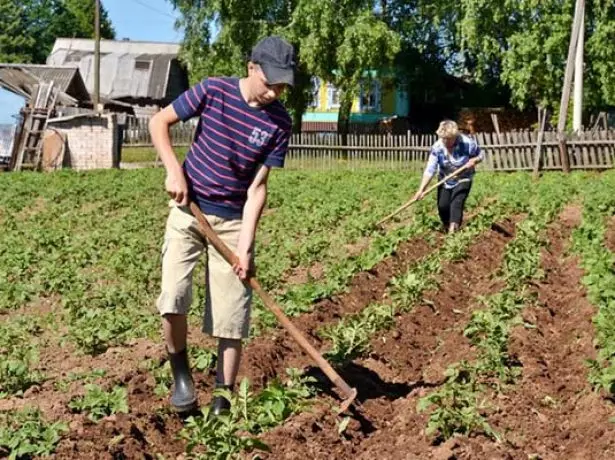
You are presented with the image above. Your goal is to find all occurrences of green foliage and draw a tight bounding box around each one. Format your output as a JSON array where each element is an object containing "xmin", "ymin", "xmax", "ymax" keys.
[
  {"xmin": 0, "ymin": 407, "xmax": 67, "ymax": 460},
  {"xmin": 318, "ymin": 172, "xmax": 536, "ymax": 364},
  {"xmin": 0, "ymin": 0, "xmax": 115, "ymax": 64},
  {"xmin": 320, "ymin": 303, "xmax": 396, "ymax": 363},
  {"xmin": 464, "ymin": 292, "xmax": 526, "ymax": 383},
  {"xmin": 572, "ymin": 171, "xmax": 615, "ymax": 394},
  {"xmin": 420, "ymin": 172, "xmax": 577, "ymax": 441},
  {"xmin": 170, "ymin": 1, "xmax": 400, "ymax": 134},
  {"xmin": 0, "ymin": 0, "xmax": 35, "ymax": 63},
  {"xmin": 503, "ymin": 219, "xmax": 544, "ymax": 290},
  {"xmin": 0, "ymin": 169, "xmax": 434, "ymax": 353},
  {"xmin": 53, "ymin": 369, "xmax": 106, "ymax": 393},
  {"xmin": 457, "ymin": 0, "xmax": 615, "ymax": 111},
  {"xmin": 0, "ymin": 317, "xmax": 44, "ymax": 397},
  {"xmin": 181, "ymin": 370, "xmax": 315, "ymax": 459},
  {"xmin": 417, "ymin": 363, "xmax": 498, "ymax": 441},
  {"xmin": 68, "ymin": 384, "xmax": 129, "ymax": 422},
  {"xmin": 62, "ymin": 0, "xmax": 115, "ymax": 38}
]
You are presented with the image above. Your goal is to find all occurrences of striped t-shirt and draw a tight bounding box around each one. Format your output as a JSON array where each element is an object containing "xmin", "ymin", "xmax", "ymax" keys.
[
  {"xmin": 424, "ymin": 134, "xmax": 483, "ymax": 189},
  {"xmin": 172, "ymin": 77, "xmax": 292, "ymax": 218}
]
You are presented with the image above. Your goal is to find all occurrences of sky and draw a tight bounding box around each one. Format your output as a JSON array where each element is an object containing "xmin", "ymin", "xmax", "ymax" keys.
[{"xmin": 0, "ymin": 0, "xmax": 183, "ymax": 124}]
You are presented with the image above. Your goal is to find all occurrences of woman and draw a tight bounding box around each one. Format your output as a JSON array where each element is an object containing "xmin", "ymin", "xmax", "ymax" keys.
[{"xmin": 412, "ymin": 120, "xmax": 483, "ymax": 233}]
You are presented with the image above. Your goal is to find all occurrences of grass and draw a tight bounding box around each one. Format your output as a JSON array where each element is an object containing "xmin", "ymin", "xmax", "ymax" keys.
[{"xmin": 121, "ymin": 146, "xmax": 188, "ymax": 163}]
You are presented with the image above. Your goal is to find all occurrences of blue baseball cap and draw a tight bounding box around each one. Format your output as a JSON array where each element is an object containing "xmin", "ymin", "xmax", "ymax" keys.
[{"xmin": 250, "ymin": 36, "xmax": 296, "ymax": 87}]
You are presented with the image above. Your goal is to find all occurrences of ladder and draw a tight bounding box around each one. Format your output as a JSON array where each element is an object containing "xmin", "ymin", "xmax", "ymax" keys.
[{"xmin": 13, "ymin": 82, "xmax": 58, "ymax": 171}]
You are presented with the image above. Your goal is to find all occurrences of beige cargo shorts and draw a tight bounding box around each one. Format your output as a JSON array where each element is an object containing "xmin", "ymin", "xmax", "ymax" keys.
[{"xmin": 156, "ymin": 201, "xmax": 252, "ymax": 339}]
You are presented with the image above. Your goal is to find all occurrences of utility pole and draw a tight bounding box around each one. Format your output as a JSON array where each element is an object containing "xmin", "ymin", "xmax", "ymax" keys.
[
  {"xmin": 94, "ymin": 0, "xmax": 101, "ymax": 112},
  {"xmin": 573, "ymin": 9, "xmax": 585, "ymax": 132},
  {"xmin": 557, "ymin": 0, "xmax": 585, "ymax": 172}
]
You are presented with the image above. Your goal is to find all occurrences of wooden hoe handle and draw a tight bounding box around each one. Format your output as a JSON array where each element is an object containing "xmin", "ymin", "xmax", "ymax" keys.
[
  {"xmin": 376, "ymin": 162, "xmax": 474, "ymax": 228},
  {"xmin": 189, "ymin": 202, "xmax": 358, "ymax": 412}
]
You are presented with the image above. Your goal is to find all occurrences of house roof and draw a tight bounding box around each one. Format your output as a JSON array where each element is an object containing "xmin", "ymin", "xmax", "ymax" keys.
[
  {"xmin": 0, "ymin": 64, "xmax": 88, "ymax": 106},
  {"xmin": 47, "ymin": 38, "xmax": 186, "ymax": 101},
  {"xmin": 21, "ymin": 65, "xmax": 90, "ymax": 101},
  {"xmin": 50, "ymin": 38, "xmax": 181, "ymax": 55}
]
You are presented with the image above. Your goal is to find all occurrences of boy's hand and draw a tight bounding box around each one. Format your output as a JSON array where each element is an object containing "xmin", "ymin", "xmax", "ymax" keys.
[
  {"xmin": 166, "ymin": 170, "xmax": 188, "ymax": 205},
  {"xmin": 233, "ymin": 250, "xmax": 253, "ymax": 280}
]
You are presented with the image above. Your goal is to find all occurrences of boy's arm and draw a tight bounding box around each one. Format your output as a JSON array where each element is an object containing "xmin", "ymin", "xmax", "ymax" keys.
[
  {"xmin": 234, "ymin": 165, "xmax": 271, "ymax": 279},
  {"xmin": 149, "ymin": 105, "xmax": 188, "ymax": 205},
  {"xmin": 149, "ymin": 79, "xmax": 208, "ymax": 205},
  {"xmin": 234, "ymin": 122, "xmax": 290, "ymax": 279}
]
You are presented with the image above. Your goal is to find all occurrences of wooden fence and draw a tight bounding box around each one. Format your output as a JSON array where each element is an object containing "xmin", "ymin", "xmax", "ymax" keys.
[
  {"xmin": 120, "ymin": 116, "xmax": 615, "ymax": 171},
  {"xmin": 122, "ymin": 116, "xmax": 196, "ymax": 146},
  {"xmin": 285, "ymin": 130, "xmax": 615, "ymax": 171}
]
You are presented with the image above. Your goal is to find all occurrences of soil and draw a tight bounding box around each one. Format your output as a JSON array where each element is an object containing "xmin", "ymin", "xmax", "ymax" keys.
[
  {"xmin": 258, "ymin": 208, "xmax": 615, "ymax": 459},
  {"xmin": 25, "ymin": 226, "xmax": 439, "ymax": 458},
  {"xmin": 259, "ymin": 216, "xmax": 519, "ymax": 459},
  {"xmin": 11, "ymin": 208, "xmax": 613, "ymax": 459}
]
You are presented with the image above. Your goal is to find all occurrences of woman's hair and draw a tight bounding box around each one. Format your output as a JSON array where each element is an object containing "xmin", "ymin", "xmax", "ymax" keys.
[{"xmin": 436, "ymin": 120, "xmax": 459, "ymax": 139}]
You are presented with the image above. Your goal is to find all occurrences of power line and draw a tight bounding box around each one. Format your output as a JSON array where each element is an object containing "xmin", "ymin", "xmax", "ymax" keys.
[
  {"xmin": 123, "ymin": 0, "xmax": 178, "ymax": 20},
  {"xmin": 123, "ymin": 0, "xmax": 291, "ymax": 27}
]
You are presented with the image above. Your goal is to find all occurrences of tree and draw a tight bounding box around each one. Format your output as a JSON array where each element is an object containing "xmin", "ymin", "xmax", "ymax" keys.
[
  {"xmin": 62, "ymin": 0, "xmax": 116, "ymax": 40},
  {"xmin": 457, "ymin": 0, "xmax": 615, "ymax": 114},
  {"xmin": 0, "ymin": 0, "xmax": 115, "ymax": 65},
  {"xmin": 170, "ymin": 0, "xmax": 313, "ymax": 132},
  {"xmin": 0, "ymin": 0, "xmax": 36, "ymax": 63},
  {"xmin": 286, "ymin": 2, "xmax": 400, "ymax": 137},
  {"xmin": 169, "ymin": 1, "xmax": 400, "ymax": 135}
]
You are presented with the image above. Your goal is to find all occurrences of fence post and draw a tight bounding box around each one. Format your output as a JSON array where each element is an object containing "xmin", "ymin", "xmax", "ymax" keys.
[{"xmin": 533, "ymin": 107, "xmax": 548, "ymax": 179}]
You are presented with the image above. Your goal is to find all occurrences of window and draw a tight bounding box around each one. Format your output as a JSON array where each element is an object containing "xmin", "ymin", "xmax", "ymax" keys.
[
  {"xmin": 359, "ymin": 80, "xmax": 381, "ymax": 112},
  {"xmin": 326, "ymin": 83, "xmax": 341, "ymax": 109},
  {"xmin": 135, "ymin": 60, "xmax": 151, "ymax": 71},
  {"xmin": 65, "ymin": 51, "xmax": 83, "ymax": 63},
  {"xmin": 310, "ymin": 77, "xmax": 321, "ymax": 108}
]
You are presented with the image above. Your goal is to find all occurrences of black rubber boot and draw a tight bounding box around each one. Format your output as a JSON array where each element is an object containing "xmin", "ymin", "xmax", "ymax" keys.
[
  {"xmin": 210, "ymin": 381, "xmax": 233, "ymax": 416},
  {"xmin": 168, "ymin": 348, "xmax": 197, "ymax": 413}
]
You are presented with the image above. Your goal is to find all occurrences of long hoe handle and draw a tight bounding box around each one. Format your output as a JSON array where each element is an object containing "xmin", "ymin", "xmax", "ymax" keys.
[
  {"xmin": 375, "ymin": 162, "xmax": 474, "ymax": 228},
  {"xmin": 189, "ymin": 202, "xmax": 358, "ymax": 413}
]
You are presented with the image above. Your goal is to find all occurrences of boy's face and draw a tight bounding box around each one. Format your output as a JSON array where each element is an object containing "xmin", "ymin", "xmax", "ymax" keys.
[{"xmin": 248, "ymin": 63, "xmax": 287, "ymax": 105}]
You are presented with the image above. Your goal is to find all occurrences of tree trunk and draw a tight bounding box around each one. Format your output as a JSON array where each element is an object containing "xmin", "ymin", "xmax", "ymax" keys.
[
  {"xmin": 287, "ymin": 62, "xmax": 311, "ymax": 134},
  {"xmin": 337, "ymin": 92, "xmax": 353, "ymax": 157}
]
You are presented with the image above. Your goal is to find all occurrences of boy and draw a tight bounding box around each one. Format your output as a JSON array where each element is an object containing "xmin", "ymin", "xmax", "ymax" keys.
[{"xmin": 149, "ymin": 36, "xmax": 295, "ymax": 414}]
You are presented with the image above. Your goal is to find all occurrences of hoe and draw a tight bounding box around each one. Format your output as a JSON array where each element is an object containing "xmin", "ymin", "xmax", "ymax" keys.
[{"xmin": 375, "ymin": 162, "xmax": 473, "ymax": 228}]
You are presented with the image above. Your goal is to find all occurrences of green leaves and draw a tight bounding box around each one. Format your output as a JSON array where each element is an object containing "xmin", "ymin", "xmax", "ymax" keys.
[
  {"xmin": 572, "ymin": 171, "xmax": 615, "ymax": 394},
  {"xmin": 0, "ymin": 0, "xmax": 115, "ymax": 64},
  {"xmin": 455, "ymin": 0, "xmax": 615, "ymax": 111},
  {"xmin": 320, "ymin": 303, "xmax": 396, "ymax": 363},
  {"xmin": 180, "ymin": 370, "xmax": 315, "ymax": 459},
  {"xmin": 0, "ymin": 408, "xmax": 68, "ymax": 460},
  {"xmin": 171, "ymin": 1, "xmax": 400, "ymax": 133},
  {"xmin": 417, "ymin": 363, "xmax": 498, "ymax": 441},
  {"xmin": 420, "ymin": 172, "xmax": 577, "ymax": 441},
  {"xmin": 68, "ymin": 384, "xmax": 129, "ymax": 422},
  {"xmin": 0, "ymin": 317, "xmax": 44, "ymax": 397}
]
